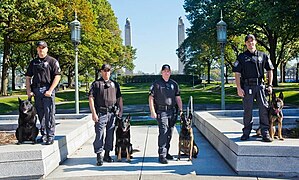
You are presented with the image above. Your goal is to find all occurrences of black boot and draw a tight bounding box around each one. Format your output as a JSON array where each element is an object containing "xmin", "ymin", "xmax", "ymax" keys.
[
  {"xmin": 103, "ymin": 151, "xmax": 114, "ymax": 162},
  {"xmin": 96, "ymin": 153, "xmax": 103, "ymax": 166}
]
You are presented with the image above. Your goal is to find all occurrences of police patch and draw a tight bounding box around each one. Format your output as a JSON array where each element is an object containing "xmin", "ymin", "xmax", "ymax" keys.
[
  {"xmin": 150, "ymin": 85, "xmax": 153, "ymax": 91},
  {"xmin": 55, "ymin": 61, "xmax": 61, "ymax": 72},
  {"xmin": 258, "ymin": 56, "xmax": 263, "ymax": 62},
  {"xmin": 234, "ymin": 61, "xmax": 239, "ymax": 67},
  {"xmin": 171, "ymin": 84, "xmax": 174, "ymax": 90}
]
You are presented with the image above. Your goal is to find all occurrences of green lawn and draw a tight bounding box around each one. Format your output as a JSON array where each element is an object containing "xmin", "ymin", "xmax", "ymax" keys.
[{"xmin": 0, "ymin": 82, "xmax": 298, "ymax": 115}]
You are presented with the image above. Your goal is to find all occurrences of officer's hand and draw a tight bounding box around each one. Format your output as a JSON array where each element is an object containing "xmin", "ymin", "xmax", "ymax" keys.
[
  {"xmin": 237, "ymin": 87, "xmax": 245, "ymax": 98},
  {"xmin": 27, "ymin": 91, "xmax": 34, "ymax": 98},
  {"xmin": 150, "ymin": 112, "xmax": 157, "ymax": 119},
  {"xmin": 92, "ymin": 112, "xmax": 98, "ymax": 122},
  {"xmin": 179, "ymin": 110, "xmax": 183, "ymax": 116},
  {"xmin": 267, "ymin": 86, "xmax": 273, "ymax": 95},
  {"xmin": 44, "ymin": 90, "xmax": 52, "ymax": 97}
]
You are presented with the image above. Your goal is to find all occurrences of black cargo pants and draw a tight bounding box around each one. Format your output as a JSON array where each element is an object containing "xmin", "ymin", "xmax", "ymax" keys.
[
  {"xmin": 93, "ymin": 112, "xmax": 116, "ymax": 154},
  {"xmin": 242, "ymin": 84, "xmax": 270, "ymax": 137},
  {"xmin": 156, "ymin": 109, "xmax": 176, "ymax": 158},
  {"xmin": 33, "ymin": 86, "xmax": 56, "ymax": 139}
]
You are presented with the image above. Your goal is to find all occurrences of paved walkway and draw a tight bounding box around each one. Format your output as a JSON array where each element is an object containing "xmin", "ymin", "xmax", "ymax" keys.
[{"xmin": 44, "ymin": 125, "xmax": 263, "ymax": 180}]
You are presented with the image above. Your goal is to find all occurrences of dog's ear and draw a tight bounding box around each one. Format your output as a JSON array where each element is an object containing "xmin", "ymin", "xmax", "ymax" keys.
[
  {"xmin": 272, "ymin": 92, "xmax": 277, "ymax": 100},
  {"xmin": 188, "ymin": 113, "xmax": 193, "ymax": 120},
  {"xmin": 127, "ymin": 113, "xmax": 131, "ymax": 121},
  {"xmin": 18, "ymin": 97, "xmax": 22, "ymax": 104},
  {"xmin": 279, "ymin": 92, "xmax": 284, "ymax": 100},
  {"xmin": 180, "ymin": 113, "xmax": 185, "ymax": 123},
  {"xmin": 180, "ymin": 113, "xmax": 185, "ymax": 119}
]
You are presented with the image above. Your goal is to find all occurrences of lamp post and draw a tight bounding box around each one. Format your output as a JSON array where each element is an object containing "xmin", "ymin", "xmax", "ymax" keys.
[
  {"xmin": 70, "ymin": 12, "xmax": 81, "ymax": 114},
  {"xmin": 216, "ymin": 10, "xmax": 227, "ymax": 110}
]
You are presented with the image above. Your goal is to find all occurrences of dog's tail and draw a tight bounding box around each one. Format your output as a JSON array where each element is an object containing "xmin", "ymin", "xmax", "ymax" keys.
[{"xmin": 132, "ymin": 149, "xmax": 140, "ymax": 153}]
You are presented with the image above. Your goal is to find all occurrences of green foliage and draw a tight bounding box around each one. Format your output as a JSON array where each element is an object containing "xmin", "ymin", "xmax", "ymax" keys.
[
  {"xmin": 182, "ymin": 0, "xmax": 299, "ymax": 86},
  {"xmin": 0, "ymin": 0, "xmax": 136, "ymax": 94},
  {"xmin": 0, "ymin": 83, "xmax": 299, "ymax": 114}
]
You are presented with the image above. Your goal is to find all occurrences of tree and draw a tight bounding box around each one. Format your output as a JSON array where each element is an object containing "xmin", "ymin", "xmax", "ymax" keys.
[
  {"xmin": 0, "ymin": 0, "xmax": 73, "ymax": 95},
  {"xmin": 183, "ymin": 0, "xmax": 299, "ymax": 86},
  {"xmin": 0, "ymin": 0, "xmax": 135, "ymax": 95}
]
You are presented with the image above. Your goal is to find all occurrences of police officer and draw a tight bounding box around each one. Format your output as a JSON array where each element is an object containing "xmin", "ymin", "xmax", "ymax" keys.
[
  {"xmin": 232, "ymin": 34, "xmax": 274, "ymax": 142},
  {"xmin": 149, "ymin": 64, "xmax": 183, "ymax": 164},
  {"xmin": 25, "ymin": 41, "xmax": 61, "ymax": 145},
  {"xmin": 89, "ymin": 64, "xmax": 123, "ymax": 166}
]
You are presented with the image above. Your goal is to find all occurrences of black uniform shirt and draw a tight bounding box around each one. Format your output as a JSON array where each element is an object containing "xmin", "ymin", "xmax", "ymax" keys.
[
  {"xmin": 89, "ymin": 78, "xmax": 122, "ymax": 109},
  {"xmin": 149, "ymin": 78, "xmax": 180, "ymax": 106},
  {"xmin": 232, "ymin": 50, "xmax": 274, "ymax": 79},
  {"xmin": 25, "ymin": 55, "xmax": 61, "ymax": 86}
]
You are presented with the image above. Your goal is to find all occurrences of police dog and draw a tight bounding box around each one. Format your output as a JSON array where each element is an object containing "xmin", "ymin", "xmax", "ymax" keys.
[
  {"xmin": 115, "ymin": 114, "xmax": 133, "ymax": 162},
  {"xmin": 269, "ymin": 92, "xmax": 284, "ymax": 140},
  {"xmin": 15, "ymin": 97, "xmax": 38, "ymax": 144},
  {"xmin": 178, "ymin": 113, "xmax": 199, "ymax": 161}
]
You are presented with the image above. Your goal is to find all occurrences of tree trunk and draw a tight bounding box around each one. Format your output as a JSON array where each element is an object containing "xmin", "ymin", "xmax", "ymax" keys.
[
  {"xmin": 269, "ymin": 36, "xmax": 278, "ymax": 86},
  {"xmin": 225, "ymin": 64, "xmax": 229, "ymax": 84},
  {"xmin": 207, "ymin": 60, "xmax": 211, "ymax": 84},
  {"xmin": 1, "ymin": 35, "xmax": 10, "ymax": 96},
  {"xmin": 67, "ymin": 66, "xmax": 72, "ymax": 88},
  {"xmin": 296, "ymin": 63, "xmax": 299, "ymax": 82},
  {"xmin": 282, "ymin": 63, "xmax": 286, "ymax": 83},
  {"xmin": 279, "ymin": 63, "xmax": 283, "ymax": 83},
  {"xmin": 95, "ymin": 68, "xmax": 99, "ymax": 80},
  {"xmin": 11, "ymin": 65, "xmax": 16, "ymax": 91}
]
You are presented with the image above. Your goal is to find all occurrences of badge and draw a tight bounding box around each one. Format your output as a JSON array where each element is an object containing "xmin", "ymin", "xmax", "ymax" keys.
[
  {"xmin": 44, "ymin": 62, "xmax": 49, "ymax": 68},
  {"xmin": 258, "ymin": 56, "xmax": 263, "ymax": 62},
  {"xmin": 171, "ymin": 84, "xmax": 174, "ymax": 90},
  {"xmin": 249, "ymin": 89, "xmax": 252, "ymax": 95}
]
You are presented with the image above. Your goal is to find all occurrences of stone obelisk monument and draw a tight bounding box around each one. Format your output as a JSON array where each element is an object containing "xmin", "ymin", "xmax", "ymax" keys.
[
  {"xmin": 125, "ymin": 18, "xmax": 133, "ymax": 75},
  {"xmin": 178, "ymin": 16, "xmax": 185, "ymax": 74}
]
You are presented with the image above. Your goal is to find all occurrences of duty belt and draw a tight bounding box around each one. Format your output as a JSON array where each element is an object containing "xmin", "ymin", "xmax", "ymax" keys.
[
  {"xmin": 156, "ymin": 105, "xmax": 174, "ymax": 111},
  {"xmin": 97, "ymin": 106, "xmax": 116, "ymax": 113},
  {"xmin": 243, "ymin": 78, "xmax": 263, "ymax": 86},
  {"xmin": 31, "ymin": 83, "xmax": 49, "ymax": 88}
]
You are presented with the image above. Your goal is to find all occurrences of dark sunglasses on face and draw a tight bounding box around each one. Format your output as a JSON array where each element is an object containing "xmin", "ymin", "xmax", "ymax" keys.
[{"xmin": 103, "ymin": 69, "xmax": 110, "ymax": 72}]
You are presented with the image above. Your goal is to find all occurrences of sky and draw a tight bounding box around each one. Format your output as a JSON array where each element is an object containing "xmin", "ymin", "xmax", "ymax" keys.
[{"xmin": 108, "ymin": 0, "xmax": 190, "ymax": 74}]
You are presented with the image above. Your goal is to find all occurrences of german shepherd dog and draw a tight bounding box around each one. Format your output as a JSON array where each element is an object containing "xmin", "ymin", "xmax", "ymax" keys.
[
  {"xmin": 269, "ymin": 92, "xmax": 284, "ymax": 140},
  {"xmin": 178, "ymin": 113, "xmax": 199, "ymax": 161},
  {"xmin": 115, "ymin": 115, "xmax": 133, "ymax": 162},
  {"xmin": 15, "ymin": 97, "xmax": 38, "ymax": 144}
]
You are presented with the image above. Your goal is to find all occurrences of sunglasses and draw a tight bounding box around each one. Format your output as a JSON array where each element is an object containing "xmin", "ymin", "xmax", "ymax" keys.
[{"xmin": 102, "ymin": 69, "xmax": 110, "ymax": 72}]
